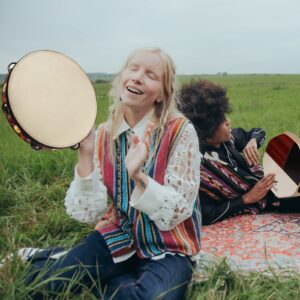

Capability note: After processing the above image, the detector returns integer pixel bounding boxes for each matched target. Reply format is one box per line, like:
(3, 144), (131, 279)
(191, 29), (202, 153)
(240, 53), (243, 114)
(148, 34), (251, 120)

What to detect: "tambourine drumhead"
(263, 132), (300, 198)
(7, 50), (97, 148)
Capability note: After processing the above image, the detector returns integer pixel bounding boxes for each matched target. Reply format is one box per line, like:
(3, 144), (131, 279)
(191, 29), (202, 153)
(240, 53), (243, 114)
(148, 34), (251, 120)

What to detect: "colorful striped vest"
(95, 117), (201, 259)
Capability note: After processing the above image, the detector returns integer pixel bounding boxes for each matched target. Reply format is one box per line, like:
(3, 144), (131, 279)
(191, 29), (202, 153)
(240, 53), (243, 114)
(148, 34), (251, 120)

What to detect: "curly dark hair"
(179, 79), (231, 142)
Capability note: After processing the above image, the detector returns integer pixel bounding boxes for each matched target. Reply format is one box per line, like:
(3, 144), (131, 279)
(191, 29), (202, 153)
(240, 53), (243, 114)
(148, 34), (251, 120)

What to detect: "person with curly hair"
(180, 79), (277, 225)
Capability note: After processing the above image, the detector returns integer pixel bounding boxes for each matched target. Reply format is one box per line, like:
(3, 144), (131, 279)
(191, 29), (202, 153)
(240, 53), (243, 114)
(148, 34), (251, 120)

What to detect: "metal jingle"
(2, 102), (10, 114)
(7, 62), (16, 72)
(31, 143), (42, 151)
(70, 143), (80, 150)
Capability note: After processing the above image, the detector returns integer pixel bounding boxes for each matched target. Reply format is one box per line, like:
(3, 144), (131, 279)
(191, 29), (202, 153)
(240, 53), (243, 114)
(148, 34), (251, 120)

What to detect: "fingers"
(251, 148), (260, 164)
(129, 122), (154, 156)
(246, 138), (258, 149)
(246, 173), (276, 204)
(143, 122), (154, 140)
(243, 147), (260, 166)
(132, 135), (140, 146)
(260, 173), (276, 182)
(131, 133), (149, 154)
(243, 149), (252, 166)
(243, 138), (259, 166)
(259, 173), (276, 190)
(142, 122), (154, 149)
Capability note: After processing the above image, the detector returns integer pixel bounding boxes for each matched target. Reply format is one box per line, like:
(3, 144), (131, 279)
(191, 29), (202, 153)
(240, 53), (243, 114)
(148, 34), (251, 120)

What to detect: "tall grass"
(0, 76), (299, 299)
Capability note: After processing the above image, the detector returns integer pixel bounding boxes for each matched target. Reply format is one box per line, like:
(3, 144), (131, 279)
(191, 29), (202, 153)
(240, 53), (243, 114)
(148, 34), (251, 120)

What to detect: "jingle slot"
(13, 125), (21, 134)
(7, 62), (16, 72)
(71, 143), (80, 150)
(2, 103), (9, 114)
(31, 143), (42, 151)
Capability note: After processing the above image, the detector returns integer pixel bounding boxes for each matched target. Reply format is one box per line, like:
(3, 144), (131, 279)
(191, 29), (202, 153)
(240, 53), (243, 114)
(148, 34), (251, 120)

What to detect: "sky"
(1, 0), (300, 74)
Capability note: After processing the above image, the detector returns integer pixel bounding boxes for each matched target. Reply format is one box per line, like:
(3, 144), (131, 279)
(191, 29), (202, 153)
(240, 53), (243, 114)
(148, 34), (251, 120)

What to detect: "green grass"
(180, 75), (300, 143)
(1, 76), (300, 299)
(186, 261), (300, 300)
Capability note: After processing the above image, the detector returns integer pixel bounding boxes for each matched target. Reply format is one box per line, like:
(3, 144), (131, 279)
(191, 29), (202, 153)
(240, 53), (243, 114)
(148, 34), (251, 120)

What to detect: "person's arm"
(201, 173), (275, 225)
(64, 126), (108, 224)
(231, 127), (266, 166)
(128, 122), (201, 231)
(200, 190), (246, 225)
(231, 128), (266, 151)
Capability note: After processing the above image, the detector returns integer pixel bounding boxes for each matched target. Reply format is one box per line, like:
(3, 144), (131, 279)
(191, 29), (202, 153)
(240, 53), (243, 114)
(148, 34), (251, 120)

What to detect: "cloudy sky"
(1, 0), (299, 74)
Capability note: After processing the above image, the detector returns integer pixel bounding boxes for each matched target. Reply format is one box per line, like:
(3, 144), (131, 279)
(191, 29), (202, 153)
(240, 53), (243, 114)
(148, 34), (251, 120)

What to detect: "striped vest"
(95, 117), (201, 259)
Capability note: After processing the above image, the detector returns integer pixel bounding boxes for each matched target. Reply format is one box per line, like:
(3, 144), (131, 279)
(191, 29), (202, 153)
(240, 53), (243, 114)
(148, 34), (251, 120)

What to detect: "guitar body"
(263, 132), (300, 198)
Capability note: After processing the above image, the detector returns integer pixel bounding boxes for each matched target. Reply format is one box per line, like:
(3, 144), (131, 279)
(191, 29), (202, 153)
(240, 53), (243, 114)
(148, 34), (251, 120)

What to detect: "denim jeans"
(26, 230), (194, 299)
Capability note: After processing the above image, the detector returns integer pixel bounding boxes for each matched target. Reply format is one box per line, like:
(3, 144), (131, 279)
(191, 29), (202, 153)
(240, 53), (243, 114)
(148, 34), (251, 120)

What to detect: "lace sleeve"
(64, 128), (108, 224)
(130, 123), (201, 230)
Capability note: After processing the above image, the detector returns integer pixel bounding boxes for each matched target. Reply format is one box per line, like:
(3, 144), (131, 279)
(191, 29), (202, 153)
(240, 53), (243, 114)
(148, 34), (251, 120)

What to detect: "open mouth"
(127, 86), (144, 95)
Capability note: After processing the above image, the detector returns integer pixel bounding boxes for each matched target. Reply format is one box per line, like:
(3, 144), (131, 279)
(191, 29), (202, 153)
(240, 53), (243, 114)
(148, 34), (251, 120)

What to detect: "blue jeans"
(26, 230), (194, 299)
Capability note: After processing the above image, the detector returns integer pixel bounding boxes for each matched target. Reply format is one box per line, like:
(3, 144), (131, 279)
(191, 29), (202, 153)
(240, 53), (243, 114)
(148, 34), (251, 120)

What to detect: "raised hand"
(242, 173), (276, 204)
(243, 138), (260, 166)
(125, 122), (154, 180)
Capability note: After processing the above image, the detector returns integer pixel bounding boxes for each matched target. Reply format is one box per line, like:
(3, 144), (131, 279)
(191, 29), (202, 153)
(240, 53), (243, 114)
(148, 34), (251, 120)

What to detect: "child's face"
(120, 52), (164, 115)
(208, 118), (231, 146)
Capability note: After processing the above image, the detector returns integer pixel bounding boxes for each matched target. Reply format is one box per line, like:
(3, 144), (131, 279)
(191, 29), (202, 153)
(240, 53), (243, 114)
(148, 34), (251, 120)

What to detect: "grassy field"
(0, 75), (300, 299)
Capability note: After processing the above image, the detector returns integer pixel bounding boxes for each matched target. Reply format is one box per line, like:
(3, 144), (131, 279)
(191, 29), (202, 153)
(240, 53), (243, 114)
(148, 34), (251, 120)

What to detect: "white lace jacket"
(64, 114), (201, 231)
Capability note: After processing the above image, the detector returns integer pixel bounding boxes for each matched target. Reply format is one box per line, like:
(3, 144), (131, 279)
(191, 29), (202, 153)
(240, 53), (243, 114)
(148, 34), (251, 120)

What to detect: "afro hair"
(179, 79), (231, 142)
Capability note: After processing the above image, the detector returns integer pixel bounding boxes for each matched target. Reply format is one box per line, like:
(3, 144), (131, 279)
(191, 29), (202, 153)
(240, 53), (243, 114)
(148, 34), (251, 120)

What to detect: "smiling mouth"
(127, 86), (144, 95)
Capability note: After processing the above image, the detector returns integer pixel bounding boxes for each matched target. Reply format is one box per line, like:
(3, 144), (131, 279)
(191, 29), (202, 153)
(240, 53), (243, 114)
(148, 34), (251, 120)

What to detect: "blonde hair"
(107, 47), (182, 160)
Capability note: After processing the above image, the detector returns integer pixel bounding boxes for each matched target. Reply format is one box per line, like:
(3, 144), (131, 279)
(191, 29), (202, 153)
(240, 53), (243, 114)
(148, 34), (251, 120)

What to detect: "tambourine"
(263, 132), (300, 198)
(1, 50), (97, 150)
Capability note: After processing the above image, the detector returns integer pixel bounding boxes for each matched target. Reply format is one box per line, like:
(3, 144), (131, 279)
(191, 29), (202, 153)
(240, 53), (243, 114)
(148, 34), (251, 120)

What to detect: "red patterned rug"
(194, 213), (300, 277)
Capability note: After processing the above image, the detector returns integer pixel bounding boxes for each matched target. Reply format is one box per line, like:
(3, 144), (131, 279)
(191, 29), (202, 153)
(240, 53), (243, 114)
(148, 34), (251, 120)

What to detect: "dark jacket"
(200, 128), (266, 225)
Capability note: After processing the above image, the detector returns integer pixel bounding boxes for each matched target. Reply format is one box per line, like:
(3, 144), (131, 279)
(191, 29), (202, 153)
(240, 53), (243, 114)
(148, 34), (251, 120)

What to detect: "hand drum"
(2, 50), (97, 150)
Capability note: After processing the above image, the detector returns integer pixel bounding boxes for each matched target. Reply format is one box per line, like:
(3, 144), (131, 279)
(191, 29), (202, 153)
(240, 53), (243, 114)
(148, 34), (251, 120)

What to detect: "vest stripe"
(142, 214), (161, 255)
(120, 135), (129, 212)
(106, 234), (131, 244)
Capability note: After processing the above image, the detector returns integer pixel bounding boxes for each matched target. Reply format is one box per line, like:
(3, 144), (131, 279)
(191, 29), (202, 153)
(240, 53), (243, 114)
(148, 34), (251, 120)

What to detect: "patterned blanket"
(194, 213), (300, 280)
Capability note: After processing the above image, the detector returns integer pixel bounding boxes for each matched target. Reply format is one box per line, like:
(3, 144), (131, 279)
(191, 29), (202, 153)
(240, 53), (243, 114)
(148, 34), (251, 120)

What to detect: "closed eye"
(128, 64), (139, 71)
(147, 72), (157, 80)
